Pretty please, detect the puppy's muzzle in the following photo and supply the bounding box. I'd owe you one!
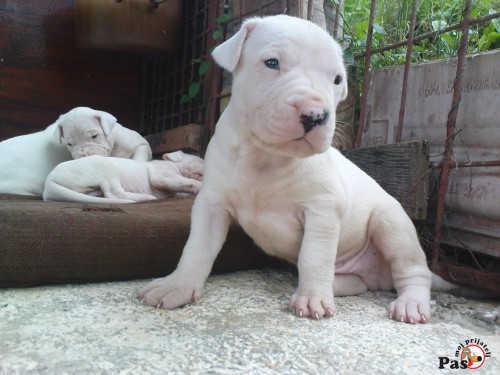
[300,108,330,133]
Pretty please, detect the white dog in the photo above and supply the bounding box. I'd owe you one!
[53,107,152,161]
[139,15,434,324]
[43,151,203,204]
[0,107,152,196]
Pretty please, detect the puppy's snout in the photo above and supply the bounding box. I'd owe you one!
[300,108,329,133]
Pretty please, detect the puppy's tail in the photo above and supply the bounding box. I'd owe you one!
[43,181,134,204]
[431,272,499,299]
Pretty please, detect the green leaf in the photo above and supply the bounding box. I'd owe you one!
[490,9,500,32]
[180,94,190,104]
[355,20,369,40]
[213,30,223,40]
[188,82,201,98]
[198,60,212,75]
[216,14,230,24]
[440,33,455,48]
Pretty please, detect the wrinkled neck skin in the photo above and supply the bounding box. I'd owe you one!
[215,104,303,174]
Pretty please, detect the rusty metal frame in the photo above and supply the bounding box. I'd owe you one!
[354,0,500,291]
[430,0,473,270]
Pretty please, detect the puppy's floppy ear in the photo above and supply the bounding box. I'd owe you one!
[95,111,117,135]
[334,43,349,102]
[52,116,64,144]
[211,17,261,72]
[162,150,184,162]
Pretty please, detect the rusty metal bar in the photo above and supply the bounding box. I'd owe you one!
[433,262,500,293]
[434,160,500,169]
[395,0,418,142]
[430,0,472,271]
[355,11,500,59]
[354,0,377,148]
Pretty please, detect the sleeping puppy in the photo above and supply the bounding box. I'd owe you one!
[139,15,434,323]
[0,107,152,196]
[43,151,203,204]
[53,107,152,161]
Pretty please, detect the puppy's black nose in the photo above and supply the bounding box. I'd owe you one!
[300,109,329,133]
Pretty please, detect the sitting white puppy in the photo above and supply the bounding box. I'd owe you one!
[139,15,437,324]
[0,107,152,196]
[43,151,203,204]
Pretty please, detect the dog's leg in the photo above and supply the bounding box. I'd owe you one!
[138,196,231,308]
[99,180,156,202]
[289,208,340,319]
[151,175,202,195]
[333,274,369,296]
[131,144,153,161]
[369,205,432,324]
[43,180,135,204]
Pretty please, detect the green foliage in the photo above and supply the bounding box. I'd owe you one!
[338,0,499,68]
[180,6,230,104]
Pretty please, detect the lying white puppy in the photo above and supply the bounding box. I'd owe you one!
[139,15,434,324]
[0,107,152,196]
[43,151,203,204]
[53,107,152,161]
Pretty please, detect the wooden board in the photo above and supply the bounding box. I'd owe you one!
[145,124,203,157]
[342,141,430,221]
[0,1,142,140]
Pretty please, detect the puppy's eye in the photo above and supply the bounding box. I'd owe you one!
[334,75,343,85]
[67,143,72,147]
[264,58,280,70]
[91,134,98,139]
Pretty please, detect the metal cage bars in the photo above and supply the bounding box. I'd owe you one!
[353,0,500,290]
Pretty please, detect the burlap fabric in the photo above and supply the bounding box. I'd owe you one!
[0,195,279,287]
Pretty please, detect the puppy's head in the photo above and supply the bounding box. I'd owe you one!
[53,107,117,159]
[212,15,348,158]
[163,151,204,181]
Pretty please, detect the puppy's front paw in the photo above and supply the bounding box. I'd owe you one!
[388,286,431,324]
[289,290,336,319]
[138,275,203,309]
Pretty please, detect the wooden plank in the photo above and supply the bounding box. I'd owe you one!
[145,124,203,157]
[0,0,141,140]
[342,141,430,220]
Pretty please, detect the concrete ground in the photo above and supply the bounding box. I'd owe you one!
[1,268,499,374]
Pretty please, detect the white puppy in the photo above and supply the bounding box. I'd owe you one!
[139,15,433,324]
[43,151,203,204]
[53,107,152,161]
[0,107,152,196]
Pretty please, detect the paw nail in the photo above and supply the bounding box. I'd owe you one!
[292,307,296,315]
[400,316,405,322]
[315,312,320,320]
[140,299,145,305]
[409,317,414,324]
[156,301,163,309]
[299,309,303,318]
[421,314,427,323]
[327,308,334,316]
